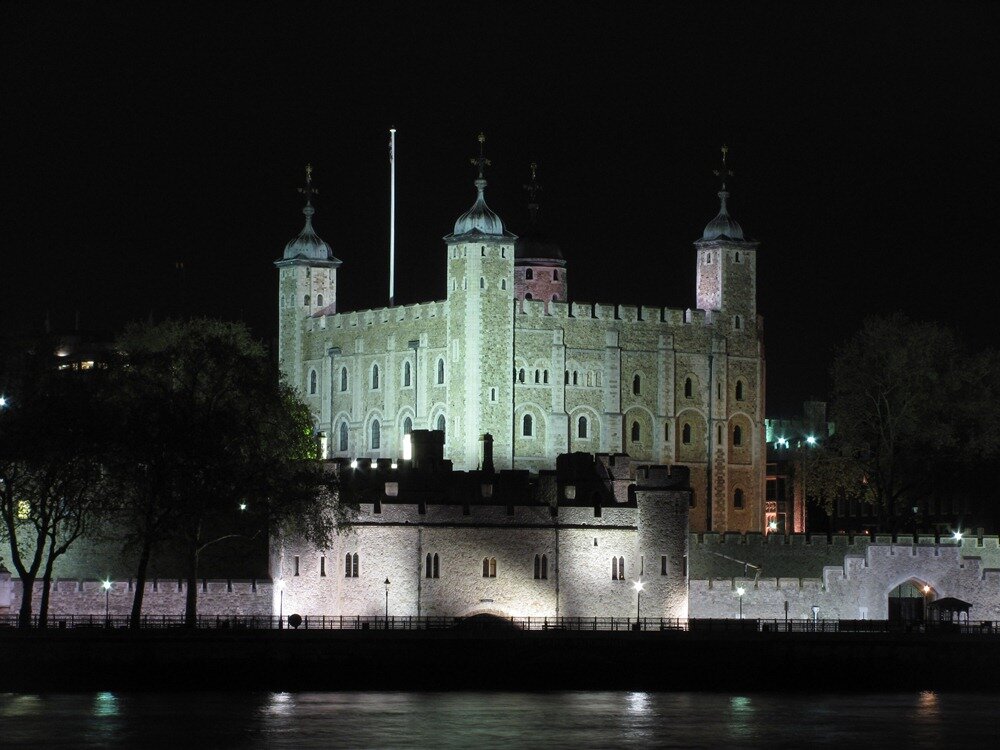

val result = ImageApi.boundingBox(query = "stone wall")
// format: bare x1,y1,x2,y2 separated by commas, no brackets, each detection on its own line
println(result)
689,534,1000,620
3,578,273,618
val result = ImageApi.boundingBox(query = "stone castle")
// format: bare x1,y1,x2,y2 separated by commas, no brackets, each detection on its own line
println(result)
276,138,765,535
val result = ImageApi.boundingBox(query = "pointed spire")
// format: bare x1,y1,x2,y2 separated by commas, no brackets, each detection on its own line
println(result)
701,145,745,241
451,134,509,237
523,162,542,224
281,164,340,264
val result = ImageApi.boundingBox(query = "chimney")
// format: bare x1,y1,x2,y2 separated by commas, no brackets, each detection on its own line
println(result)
481,433,495,475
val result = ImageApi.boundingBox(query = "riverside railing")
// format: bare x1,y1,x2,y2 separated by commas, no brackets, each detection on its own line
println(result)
1,613,998,634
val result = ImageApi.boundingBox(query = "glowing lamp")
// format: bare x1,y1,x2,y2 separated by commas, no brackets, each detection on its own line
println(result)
805,436,817,446
768,520,778,531
402,433,412,461
370,460,378,469
350,459,358,469
633,580,645,593
390,462,398,470
922,585,930,594
239,502,247,511
736,586,746,597
102,580,112,591
0,396,7,407
953,531,963,541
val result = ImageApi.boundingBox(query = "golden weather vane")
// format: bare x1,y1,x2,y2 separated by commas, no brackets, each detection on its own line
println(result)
470,133,491,179
713,145,734,191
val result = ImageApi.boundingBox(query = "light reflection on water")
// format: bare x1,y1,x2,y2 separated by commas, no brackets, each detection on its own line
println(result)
1,691,999,749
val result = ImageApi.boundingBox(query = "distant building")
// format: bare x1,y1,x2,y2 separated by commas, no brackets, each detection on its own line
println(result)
763,400,835,533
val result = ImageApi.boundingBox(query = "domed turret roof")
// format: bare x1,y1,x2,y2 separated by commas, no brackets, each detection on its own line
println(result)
701,190,745,241
447,133,515,240
283,203,339,262
453,178,509,237
278,165,342,266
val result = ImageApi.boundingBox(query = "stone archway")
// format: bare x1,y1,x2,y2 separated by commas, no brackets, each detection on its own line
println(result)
888,579,935,623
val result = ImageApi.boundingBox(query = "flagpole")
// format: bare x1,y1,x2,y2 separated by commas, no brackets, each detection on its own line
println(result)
389,128,396,308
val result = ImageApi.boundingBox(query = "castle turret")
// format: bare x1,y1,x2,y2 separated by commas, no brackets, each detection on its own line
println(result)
443,134,517,469
275,165,342,398
514,163,567,305
692,147,765,534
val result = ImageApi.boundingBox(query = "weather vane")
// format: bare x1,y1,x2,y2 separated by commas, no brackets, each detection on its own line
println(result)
298,163,319,203
524,162,542,203
470,132,491,179
713,145,734,191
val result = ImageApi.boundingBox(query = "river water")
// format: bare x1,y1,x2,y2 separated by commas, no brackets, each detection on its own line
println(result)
2,691,998,748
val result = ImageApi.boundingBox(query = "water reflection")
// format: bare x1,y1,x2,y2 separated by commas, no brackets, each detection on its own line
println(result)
0,691,998,749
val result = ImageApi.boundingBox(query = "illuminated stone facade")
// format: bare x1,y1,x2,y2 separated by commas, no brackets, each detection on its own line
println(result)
277,147,766,534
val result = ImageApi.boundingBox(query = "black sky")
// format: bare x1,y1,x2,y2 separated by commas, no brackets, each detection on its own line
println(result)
2,2,997,415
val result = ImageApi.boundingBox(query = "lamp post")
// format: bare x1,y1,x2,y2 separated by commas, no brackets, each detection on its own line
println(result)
276,580,285,629
102,579,112,625
633,579,644,625
736,586,745,620
384,578,391,624
811,604,820,629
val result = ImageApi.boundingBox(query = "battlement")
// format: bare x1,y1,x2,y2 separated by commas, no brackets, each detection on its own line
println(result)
310,299,447,331
693,532,1000,549
517,299,713,327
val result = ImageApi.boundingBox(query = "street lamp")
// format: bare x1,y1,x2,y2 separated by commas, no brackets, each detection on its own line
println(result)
0,396,7,408
384,578,391,623
102,579,112,625
276,580,285,629
736,586,746,619
811,604,820,628
633,579,644,624
953,530,963,542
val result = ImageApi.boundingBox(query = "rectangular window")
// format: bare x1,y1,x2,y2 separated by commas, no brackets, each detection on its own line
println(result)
661,555,668,575
294,555,300,576
320,556,326,577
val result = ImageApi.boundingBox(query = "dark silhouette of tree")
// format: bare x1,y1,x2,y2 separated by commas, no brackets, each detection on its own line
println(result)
0,340,111,628
108,319,345,627
824,314,1000,531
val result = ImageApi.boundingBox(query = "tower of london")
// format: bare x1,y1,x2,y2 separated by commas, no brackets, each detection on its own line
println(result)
276,138,766,536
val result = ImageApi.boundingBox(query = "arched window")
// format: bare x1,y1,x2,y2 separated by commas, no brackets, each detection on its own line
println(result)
433,553,440,578
734,251,741,263
437,359,445,384
518,368,525,383
578,416,588,439
316,294,323,307
340,367,348,392
612,556,625,581
541,554,548,580
631,421,640,442
682,423,691,444
482,557,497,578
304,294,310,306
371,364,380,390
523,414,533,437
339,422,348,451
734,315,742,330
501,279,507,290
525,268,533,280
612,558,619,580
345,553,352,577
565,370,569,384
735,380,744,401
632,374,641,395
345,553,359,578
403,417,412,435
534,554,548,580
436,414,446,433
664,422,670,441
534,554,540,579
553,294,559,301
525,293,533,300
479,277,485,289
371,421,381,450
718,425,723,443
309,370,318,395
490,388,496,402
684,378,693,398
426,553,433,578
733,425,743,447
403,361,411,387
734,489,745,509
534,370,540,384
553,269,559,281
573,371,579,386
543,370,549,384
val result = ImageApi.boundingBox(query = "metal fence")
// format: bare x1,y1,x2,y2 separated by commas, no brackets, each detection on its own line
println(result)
2,613,998,634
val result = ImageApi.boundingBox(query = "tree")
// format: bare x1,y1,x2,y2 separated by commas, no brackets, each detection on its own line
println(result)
108,319,345,627
0,340,111,628
827,314,1000,531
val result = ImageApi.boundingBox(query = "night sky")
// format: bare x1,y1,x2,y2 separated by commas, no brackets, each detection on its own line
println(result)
2,3,997,415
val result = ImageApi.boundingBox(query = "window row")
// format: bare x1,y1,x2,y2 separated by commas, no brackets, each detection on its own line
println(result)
317,360,447,396
335,414,447,452
302,294,326,307
516,368,550,384
523,268,560,281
